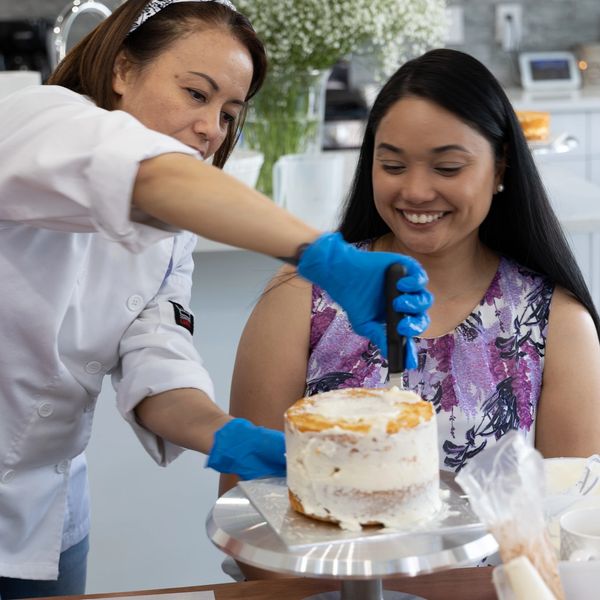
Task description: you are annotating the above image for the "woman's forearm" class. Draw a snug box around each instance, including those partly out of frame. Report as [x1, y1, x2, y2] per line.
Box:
[133, 153, 320, 257]
[135, 388, 231, 454]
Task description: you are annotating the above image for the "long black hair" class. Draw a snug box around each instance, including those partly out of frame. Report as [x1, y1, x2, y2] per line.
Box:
[339, 48, 600, 335]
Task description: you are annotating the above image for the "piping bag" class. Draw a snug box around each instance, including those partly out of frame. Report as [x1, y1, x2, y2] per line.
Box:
[456, 431, 565, 600]
[385, 263, 407, 389]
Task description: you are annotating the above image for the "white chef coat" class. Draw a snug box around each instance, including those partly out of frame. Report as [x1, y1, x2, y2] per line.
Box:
[0, 86, 215, 580]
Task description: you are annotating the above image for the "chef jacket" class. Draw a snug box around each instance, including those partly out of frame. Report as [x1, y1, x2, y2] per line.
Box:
[0, 85, 215, 580]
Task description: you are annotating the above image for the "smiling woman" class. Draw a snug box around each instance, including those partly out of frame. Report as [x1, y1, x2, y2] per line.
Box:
[221, 52, 600, 578]
[372, 97, 502, 266]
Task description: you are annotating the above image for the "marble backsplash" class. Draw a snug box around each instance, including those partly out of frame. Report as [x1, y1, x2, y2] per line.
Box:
[445, 0, 600, 87]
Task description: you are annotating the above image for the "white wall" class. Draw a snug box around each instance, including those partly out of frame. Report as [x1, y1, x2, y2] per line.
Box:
[85, 249, 279, 594]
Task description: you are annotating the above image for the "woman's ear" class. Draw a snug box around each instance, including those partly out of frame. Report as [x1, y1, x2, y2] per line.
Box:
[112, 50, 133, 97]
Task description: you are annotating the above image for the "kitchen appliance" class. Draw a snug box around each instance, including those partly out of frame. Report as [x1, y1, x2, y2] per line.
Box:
[323, 60, 368, 150]
[518, 51, 581, 91]
[0, 19, 52, 81]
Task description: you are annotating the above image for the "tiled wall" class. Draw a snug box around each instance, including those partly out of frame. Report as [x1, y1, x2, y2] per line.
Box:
[446, 0, 600, 86]
[2, 0, 600, 86]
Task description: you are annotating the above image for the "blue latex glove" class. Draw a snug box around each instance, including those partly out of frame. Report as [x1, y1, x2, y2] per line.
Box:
[297, 232, 431, 367]
[393, 290, 432, 368]
[206, 418, 286, 480]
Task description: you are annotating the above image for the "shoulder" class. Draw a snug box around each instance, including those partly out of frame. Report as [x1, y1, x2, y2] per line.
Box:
[544, 286, 599, 371]
[548, 286, 597, 334]
[265, 265, 312, 293]
[256, 265, 313, 317]
[8, 85, 94, 112]
[239, 265, 313, 360]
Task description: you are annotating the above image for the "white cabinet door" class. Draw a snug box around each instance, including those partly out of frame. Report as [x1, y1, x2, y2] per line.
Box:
[591, 158, 600, 186]
[591, 112, 600, 157]
[534, 155, 588, 179]
[550, 112, 587, 158]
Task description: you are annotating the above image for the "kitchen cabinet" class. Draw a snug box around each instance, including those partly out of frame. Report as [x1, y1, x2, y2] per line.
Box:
[591, 159, 600, 186]
[506, 87, 600, 181]
[591, 112, 600, 155]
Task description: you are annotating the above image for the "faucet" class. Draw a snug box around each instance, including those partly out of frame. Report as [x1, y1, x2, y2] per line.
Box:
[50, 0, 113, 70]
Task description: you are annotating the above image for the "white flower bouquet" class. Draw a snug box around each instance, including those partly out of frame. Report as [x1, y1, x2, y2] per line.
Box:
[236, 0, 447, 194]
[238, 0, 447, 73]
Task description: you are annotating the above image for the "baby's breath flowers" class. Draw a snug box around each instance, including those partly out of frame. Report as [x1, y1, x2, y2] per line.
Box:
[236, 0, 447, 195]
[237, 0, 447, 73]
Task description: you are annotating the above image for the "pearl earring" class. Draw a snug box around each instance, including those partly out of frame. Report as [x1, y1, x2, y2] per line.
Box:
[497, 183, 504, 193]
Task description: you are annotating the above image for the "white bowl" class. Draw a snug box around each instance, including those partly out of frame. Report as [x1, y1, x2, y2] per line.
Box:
[223, 149, 264, 189]
[544, 457, 600, 552]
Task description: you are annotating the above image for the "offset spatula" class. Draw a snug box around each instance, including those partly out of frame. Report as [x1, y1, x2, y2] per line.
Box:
[385, 263, 407, 389]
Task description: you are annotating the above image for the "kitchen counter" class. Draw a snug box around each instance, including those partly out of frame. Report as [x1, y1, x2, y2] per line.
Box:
[505, 86, 600, 112]
[49, 566, 496, 600]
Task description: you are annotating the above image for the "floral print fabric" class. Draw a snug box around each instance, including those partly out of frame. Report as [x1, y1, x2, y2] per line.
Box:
[306, 255, 554, 472]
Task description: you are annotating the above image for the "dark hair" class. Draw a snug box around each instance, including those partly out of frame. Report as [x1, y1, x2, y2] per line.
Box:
[47, 0, 267, 168]
[339, 48, 600, 335]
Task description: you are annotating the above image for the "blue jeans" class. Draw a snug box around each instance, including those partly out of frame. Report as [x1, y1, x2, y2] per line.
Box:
[0, 536, 89, 600]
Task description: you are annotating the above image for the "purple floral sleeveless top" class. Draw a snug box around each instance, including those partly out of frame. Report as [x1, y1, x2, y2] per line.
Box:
[306, 255, 554, 472]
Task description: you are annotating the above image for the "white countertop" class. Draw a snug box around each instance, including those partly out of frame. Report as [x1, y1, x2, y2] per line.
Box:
[505, 86, 600, 112]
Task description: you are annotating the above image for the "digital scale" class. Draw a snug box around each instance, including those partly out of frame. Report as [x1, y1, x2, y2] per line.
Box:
[206, 471, 498, 600]
[519, 51, 582, 91]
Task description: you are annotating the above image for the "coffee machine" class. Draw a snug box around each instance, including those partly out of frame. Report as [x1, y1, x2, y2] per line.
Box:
[0, 19, 52, 81]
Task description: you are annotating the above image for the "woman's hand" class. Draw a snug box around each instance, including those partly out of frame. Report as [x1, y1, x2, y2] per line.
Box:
[207, 418, 286, 479]
[297, 232, 432, 366]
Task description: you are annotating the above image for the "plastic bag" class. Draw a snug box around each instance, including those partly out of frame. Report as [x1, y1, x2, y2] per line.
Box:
[456, 431, 565, 600]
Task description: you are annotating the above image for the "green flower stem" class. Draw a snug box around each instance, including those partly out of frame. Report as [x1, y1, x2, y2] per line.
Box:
[243, 69, 329, 197]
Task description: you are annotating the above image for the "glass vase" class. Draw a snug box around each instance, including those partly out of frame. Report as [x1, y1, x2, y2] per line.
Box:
[242, 68, 330, 197]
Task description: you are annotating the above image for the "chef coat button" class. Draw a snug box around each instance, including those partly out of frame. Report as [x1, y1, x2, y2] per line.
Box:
[127, 294, 144, 311]
[55, 460, 70, 475]
[85, 361, 102, 374]
[37, 402, 54, 418]
[1, 470, 15, 484]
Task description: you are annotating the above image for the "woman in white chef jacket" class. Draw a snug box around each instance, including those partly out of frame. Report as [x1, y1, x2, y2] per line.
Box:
[0, 0, 432, 597]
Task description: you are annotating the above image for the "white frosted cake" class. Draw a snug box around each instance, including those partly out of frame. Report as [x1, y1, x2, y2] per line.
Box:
[284, 387, 440, 531]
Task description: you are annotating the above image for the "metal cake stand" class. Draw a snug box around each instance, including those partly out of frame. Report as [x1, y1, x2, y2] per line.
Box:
[206, 471, 498, 600]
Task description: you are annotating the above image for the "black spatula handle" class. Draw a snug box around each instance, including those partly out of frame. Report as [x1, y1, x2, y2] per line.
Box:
[385, 263, 406, 374]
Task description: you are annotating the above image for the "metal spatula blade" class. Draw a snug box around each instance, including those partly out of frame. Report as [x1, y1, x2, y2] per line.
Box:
[385, 263, 407, 389]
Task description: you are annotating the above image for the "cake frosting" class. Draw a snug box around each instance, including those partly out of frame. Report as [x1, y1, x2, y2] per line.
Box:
[284, 387, 440, 531]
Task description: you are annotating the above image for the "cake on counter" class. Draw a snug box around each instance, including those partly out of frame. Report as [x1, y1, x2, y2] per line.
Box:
[515, 110, 551, 141]
[284, 387, 440, 531]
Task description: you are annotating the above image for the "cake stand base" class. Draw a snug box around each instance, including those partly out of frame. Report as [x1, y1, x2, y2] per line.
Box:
[207, 474, 497, 600]
[305, 579, 424, 600]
